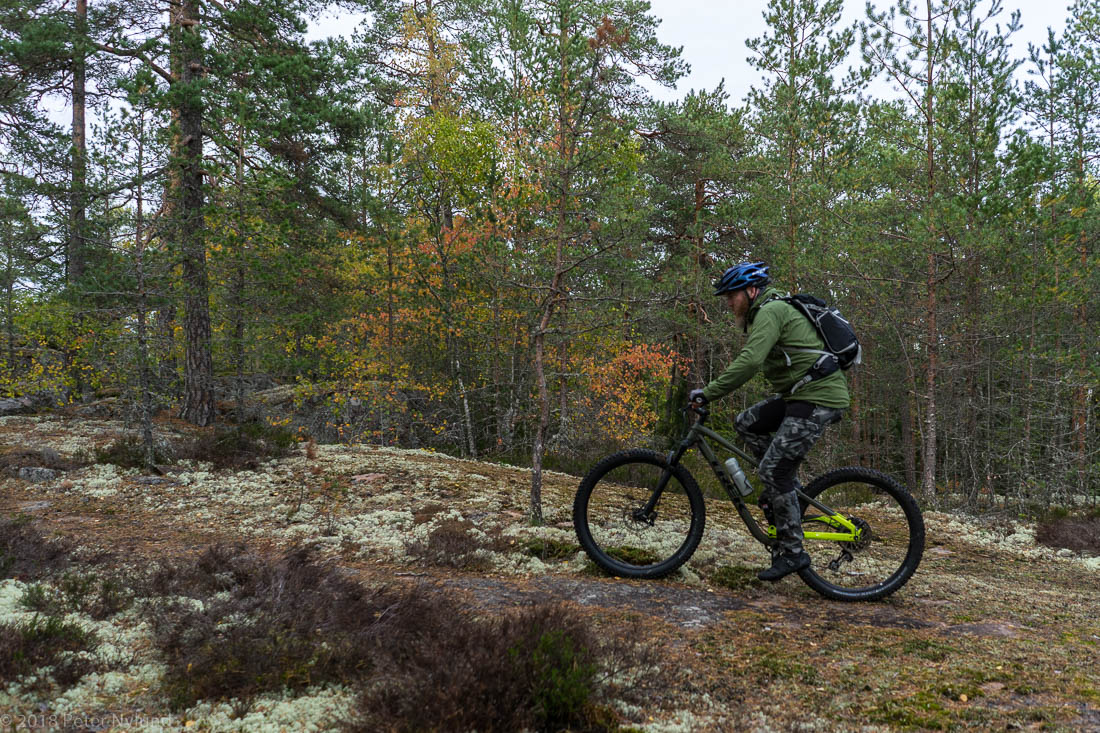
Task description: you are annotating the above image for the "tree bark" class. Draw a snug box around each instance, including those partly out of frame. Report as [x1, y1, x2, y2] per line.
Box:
[919, 0, 939, 497]
[456, 358, 477, 459]
[69, 0, 87, 286]
[849, 370, 864, 465]
[531, 4, 573, 525]
[1073, 249, 1089, 493]
[233, 123, 246, 416]
[175, 0, 214, 426]
[135, 102, 156, 468]
[901, 383, 918, 491]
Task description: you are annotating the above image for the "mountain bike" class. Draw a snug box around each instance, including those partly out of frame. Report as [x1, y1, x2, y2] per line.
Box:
[572, 402, 925, 601]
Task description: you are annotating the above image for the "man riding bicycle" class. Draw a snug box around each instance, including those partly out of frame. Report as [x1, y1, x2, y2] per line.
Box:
[689, 262, 849, 581]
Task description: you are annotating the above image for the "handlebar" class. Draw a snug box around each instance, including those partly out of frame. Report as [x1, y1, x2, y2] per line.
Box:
[684, 399, 709, 426]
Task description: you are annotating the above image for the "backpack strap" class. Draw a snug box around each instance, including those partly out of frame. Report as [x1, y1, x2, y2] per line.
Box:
[785, 353, 841, 395]
[778, 346, 831, 368]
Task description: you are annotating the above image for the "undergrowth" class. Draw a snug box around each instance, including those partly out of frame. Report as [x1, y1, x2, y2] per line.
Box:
[93, 436, 171, 469]
[350, 602, 657, 733]
[0, 515, 71, 580]
[145, 544, 383, 708]
[134, 543, 659, 729]
[1036, 514, 1100, 556]
[405, 518, 505, 570]
[0, 615, 99, 688]
[521, 537, 582, 562]
[176, 421, 298, 470]
[20, 571, 133, 620]
[0, 447, 77, 475]
[708, 565, 763, 591]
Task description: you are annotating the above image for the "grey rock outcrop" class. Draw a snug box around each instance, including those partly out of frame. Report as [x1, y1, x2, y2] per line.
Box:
[0, 397, 35, 416]
[17, 467, 59, 483]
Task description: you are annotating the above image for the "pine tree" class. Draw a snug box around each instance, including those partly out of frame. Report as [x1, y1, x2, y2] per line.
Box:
[863, 0, 961, 496]
[638, 85, 749, 421]
[745, 0, 868, 287]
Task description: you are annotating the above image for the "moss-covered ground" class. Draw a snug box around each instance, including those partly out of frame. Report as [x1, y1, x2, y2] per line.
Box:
[1, 414, 1098, 731]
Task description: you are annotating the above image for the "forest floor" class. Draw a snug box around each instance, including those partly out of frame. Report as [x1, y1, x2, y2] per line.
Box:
[1, 414, 1098, 732]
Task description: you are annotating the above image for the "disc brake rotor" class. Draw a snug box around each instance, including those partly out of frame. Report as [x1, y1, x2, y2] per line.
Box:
[622, 505, 655, 532]
[843, 517, 872, 552]
[825, 517, 871, 572]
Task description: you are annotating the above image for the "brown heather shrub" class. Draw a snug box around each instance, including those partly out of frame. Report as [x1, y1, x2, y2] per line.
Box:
[0, 447, 75, 474]
[20, 571, 133, 620]
[145, 545, 435, 709]
[140, 544, 662, 727]
[0, 515, 71, 580]
[412, 502, 447, 525]
[405, 518, 506, 570]
[0, 614, 98, 688]
[93, 436, 172, 469]
[350, 603, 657, 733]
[1036, 515, 1100, 556]
[176, 421, 297, 471]
[144, 542, 257, 597]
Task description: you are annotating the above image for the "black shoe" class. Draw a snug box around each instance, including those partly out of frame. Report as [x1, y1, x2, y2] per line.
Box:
[758, 551, 811, 582]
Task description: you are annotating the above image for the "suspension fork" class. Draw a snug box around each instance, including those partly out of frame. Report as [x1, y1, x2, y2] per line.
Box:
[638, 434, 696, 520]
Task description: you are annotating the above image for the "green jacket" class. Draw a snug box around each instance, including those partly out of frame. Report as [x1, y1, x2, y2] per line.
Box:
[701, 287, 850, 409]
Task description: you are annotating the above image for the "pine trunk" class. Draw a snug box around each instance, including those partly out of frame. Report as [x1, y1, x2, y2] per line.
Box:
[919, 0, 939, 497]
[175, 0, 214, 426]
[530, 8, 573, 525]
[902, 381, 918, 491]
[69, 0, 87, 285]
[135, 107, 155, 468]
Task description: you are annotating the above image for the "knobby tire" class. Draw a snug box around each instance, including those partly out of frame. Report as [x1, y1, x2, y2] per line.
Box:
[573, 450, 705, 579]
[797, 466, 925, 602]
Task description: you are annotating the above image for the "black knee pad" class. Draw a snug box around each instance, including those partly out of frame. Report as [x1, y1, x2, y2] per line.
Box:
[761, 455, 800, 495]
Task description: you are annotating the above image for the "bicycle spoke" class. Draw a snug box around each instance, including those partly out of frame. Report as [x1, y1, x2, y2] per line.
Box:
[574, 451, 705, 578]
[799, 470, 923, 599]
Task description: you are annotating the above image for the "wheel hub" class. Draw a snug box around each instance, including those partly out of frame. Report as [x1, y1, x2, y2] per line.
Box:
[623, 505, 656, 530]
[843, 516, 872, 552]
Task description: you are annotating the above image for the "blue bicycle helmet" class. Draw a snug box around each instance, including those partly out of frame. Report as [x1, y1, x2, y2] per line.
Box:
[713, 261, 770, 296]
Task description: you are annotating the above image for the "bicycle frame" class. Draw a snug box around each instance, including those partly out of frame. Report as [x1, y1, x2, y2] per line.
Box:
[650, 407, 861, 547]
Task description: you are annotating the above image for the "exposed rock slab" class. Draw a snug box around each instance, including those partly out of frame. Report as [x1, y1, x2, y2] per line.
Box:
[0, 397, 35, 416]
[17, 467, 59, 483]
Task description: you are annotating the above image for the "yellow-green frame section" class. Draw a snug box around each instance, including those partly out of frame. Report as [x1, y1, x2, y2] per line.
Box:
[766, 512, 861, 542]
[690, 422, 861, 543]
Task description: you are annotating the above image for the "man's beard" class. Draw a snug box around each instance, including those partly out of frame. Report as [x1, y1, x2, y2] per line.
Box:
[734, 311, 748, 331]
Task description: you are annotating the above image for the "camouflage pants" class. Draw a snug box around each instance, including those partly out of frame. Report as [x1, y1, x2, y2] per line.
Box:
[735, 397, 843, 556]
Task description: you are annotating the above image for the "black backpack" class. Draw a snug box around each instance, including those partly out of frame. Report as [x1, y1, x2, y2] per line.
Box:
[779, 293, 862, 373]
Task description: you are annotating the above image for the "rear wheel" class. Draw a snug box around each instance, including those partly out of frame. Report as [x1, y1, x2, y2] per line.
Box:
[573, 450, 705, 579]
[797, 467, 924, 602]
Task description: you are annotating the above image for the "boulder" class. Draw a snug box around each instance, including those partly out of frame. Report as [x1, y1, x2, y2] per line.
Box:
[17, 467, 59, 483]
[0, 397, 35, 416]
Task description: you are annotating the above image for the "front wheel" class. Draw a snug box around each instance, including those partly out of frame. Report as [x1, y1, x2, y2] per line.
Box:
[797, 467, 925, 602]
[573, 450, 705, 579]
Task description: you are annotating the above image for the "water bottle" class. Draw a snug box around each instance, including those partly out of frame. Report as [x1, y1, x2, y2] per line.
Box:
[724, 456, 753, 497]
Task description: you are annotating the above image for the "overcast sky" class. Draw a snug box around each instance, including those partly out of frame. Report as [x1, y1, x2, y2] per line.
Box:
[308, 0, 1076, 106]
[637, 0, 1074, 104]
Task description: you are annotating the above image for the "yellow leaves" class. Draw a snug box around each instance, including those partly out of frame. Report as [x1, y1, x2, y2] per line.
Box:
[393, 5, 463, 114]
